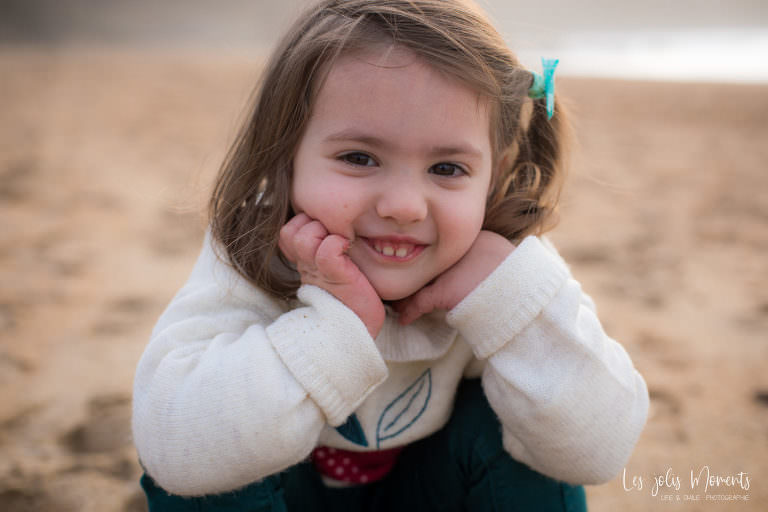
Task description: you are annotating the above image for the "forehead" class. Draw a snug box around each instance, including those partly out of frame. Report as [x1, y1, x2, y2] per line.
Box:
[308, 46, 492, 155]
[319, 46, 487, 110]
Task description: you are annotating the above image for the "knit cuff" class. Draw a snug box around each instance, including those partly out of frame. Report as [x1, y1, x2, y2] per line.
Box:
[446, 236, 569, 359]
[267, 285, 388, 426]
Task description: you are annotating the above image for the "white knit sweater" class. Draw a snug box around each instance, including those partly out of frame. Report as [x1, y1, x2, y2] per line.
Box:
[132, 233, 649, 496]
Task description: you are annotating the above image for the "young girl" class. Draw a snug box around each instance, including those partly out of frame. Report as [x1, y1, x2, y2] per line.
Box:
[132, 0, 649, 510]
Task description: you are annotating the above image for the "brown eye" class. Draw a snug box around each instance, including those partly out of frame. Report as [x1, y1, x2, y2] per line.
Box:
[429, 162, 466, 177]
[341, 152, 376, 167]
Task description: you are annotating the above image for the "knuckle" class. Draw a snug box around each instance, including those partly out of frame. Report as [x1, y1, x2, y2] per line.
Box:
[292, 230, 308, 249]
[279, 223, 295, 241]
[308, 220, 328, 237]
[293, 234, 317, 260]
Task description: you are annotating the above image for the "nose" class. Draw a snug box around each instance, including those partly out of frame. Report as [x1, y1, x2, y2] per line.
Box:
[375, 173, 428, 225]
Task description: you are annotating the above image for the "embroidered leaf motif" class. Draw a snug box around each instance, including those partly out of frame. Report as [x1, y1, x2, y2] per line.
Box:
[335, 413, 368, 447]
[376, 369, 432, 448]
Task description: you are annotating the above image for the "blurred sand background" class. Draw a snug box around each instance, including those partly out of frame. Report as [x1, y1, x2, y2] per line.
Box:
[1, 1, 767, 511]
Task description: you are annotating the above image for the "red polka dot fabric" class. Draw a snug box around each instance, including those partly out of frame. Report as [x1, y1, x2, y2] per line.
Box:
[311, 445, 404, 484]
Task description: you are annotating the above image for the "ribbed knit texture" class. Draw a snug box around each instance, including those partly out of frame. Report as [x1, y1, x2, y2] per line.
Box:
[447, 236, 569, 359]
[268, 285, 388, 426]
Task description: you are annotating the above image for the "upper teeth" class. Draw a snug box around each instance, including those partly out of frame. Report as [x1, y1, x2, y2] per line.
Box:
[374, 241, 413, 258]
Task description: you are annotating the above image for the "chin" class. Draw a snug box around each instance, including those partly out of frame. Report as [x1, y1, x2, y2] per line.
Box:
[373, 283, 418, 302]
[376, 289, 410, 302]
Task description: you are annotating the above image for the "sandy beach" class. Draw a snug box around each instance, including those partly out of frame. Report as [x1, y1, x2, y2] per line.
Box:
[1, 47, 766, 511]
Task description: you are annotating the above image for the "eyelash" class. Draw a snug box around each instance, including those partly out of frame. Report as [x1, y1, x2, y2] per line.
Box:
[430, 162, 467, 178]
[340, 152, 377, 167]
[338, 152, 468, 177]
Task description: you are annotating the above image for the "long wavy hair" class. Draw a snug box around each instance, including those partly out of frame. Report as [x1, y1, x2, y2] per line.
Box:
[209, 0, 569, 300]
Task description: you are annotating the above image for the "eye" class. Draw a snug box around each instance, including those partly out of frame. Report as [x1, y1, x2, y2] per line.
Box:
[429, 162, 467, 177]
[340, 152, 377, 167]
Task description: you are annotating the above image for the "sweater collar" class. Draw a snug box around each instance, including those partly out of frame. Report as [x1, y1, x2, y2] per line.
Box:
[373, 306, 458, 362]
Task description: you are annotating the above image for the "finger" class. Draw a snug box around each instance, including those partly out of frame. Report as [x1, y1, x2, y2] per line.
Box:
[397, 297, 418, 325]
[279, 214, 312, 262]
[398, 285, 437, 325]
[390, 299, 407, 315]
[315, 234, 353, 282]
[293, 220, 329, 264]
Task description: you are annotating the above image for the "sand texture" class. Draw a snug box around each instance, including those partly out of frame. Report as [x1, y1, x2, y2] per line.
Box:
[1, 48, 766, 511]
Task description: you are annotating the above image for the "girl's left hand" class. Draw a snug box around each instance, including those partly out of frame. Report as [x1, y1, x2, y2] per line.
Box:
[393, 230, 515, 325]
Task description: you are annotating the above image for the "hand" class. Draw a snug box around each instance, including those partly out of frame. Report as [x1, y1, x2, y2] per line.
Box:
[393, 230, 514, 325]
[279, 213, 385, 338]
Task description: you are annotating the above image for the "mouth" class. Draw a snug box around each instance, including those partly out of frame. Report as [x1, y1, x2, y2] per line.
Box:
[360, 237, 427, 262]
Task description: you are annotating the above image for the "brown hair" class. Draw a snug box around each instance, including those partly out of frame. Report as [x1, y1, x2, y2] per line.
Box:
[209, 0, 569, 300]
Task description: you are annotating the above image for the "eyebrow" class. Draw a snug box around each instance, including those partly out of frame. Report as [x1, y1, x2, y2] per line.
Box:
[324, 129, 484, 160]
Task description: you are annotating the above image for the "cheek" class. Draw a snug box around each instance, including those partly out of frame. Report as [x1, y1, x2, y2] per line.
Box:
[447, 191, 486, 237]
[291, 176, 358, 237]
[437, 193, 486, 259]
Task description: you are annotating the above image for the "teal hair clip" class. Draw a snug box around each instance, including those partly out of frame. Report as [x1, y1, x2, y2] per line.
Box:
[528, 57, 559, 120]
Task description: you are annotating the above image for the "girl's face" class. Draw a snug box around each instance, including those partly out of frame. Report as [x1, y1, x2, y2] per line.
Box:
[291, 47, 493, 301]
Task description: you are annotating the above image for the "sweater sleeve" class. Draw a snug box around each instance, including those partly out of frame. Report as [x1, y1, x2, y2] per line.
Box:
[446, 236, 649, 485]
[132, 233, 388, 496]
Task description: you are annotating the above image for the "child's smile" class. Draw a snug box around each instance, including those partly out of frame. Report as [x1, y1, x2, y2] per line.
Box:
[291, 46, 494, 301]
[360, 236, 427, 261]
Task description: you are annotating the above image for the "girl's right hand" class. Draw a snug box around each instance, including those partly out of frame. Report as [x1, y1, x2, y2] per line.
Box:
[279, 214, 385, 339]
